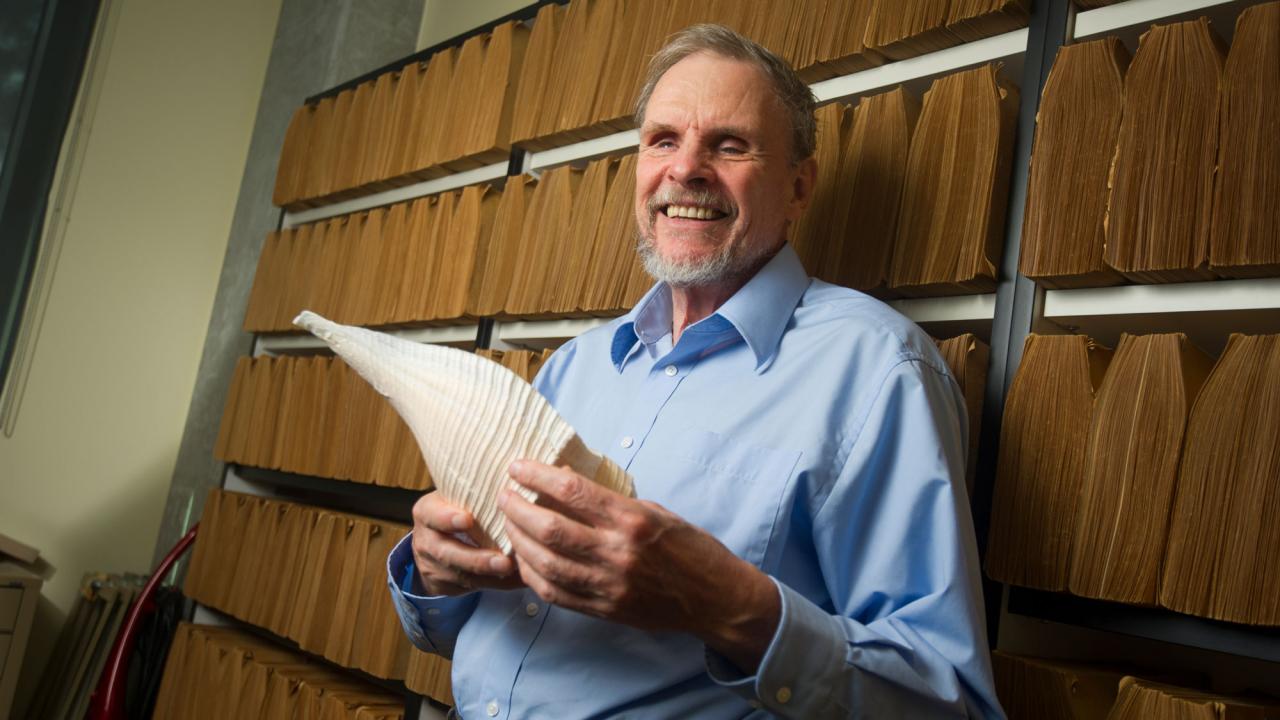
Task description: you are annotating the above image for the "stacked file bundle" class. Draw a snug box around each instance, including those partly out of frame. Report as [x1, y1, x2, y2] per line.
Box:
[1069, 334, 1212, 606]
[1210, 2, 1280, 278]
[473, 156, 651, 318]
[183, 490, 453, 702]
[215, 350, 553, 489]
[934, 333, 989, 493]
[1107, 677, 1280, 720]
[510, 0, 1028, 149]
[1021, 7, 1280, 287]
[989, 332, 1280, 627]
[153, 622, 406, 720]
[799, 87, 919, 293]
[865, 0, 1028, 60]
[992, 651, 1127, 720]
[214, 355, 430, 490]
[1018, 38, 1128, 288]
[888, 63, 1019, 296]
[1162, 334, 1280, 626]
[1105, 19, 1223, 283]
[273, 21, 527, 209]
[247, 184, 500, 332]
[986, 334, 1112, 591]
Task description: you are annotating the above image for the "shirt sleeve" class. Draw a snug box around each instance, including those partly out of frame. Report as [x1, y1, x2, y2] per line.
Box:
[385, 531, 480, 659]
[706, 358, 1004, 719]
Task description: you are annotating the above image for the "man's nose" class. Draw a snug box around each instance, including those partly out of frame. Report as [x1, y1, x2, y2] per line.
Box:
[667, 142, 711, 186]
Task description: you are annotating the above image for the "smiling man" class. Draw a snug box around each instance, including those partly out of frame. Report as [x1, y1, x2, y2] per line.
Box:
[387, 24, 1004, 719]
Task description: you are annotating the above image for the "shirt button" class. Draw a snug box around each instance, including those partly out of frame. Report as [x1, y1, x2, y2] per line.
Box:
[525, 602, 539, 616]
[664, 365, 678, 376]
[776, 687, 792, 704]
[620, 436, 634, 448]
[486, 700, 499, 716]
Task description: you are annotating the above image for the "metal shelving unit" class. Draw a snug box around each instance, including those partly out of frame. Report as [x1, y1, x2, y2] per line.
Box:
[193, 0, 1280, 715]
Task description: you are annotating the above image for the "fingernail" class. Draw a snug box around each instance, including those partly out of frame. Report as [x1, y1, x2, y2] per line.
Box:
[451, 513, 469, 530]
[508, 460, 523, 476]
[497, 489, 509, 509]
[489, 555, 511, 573]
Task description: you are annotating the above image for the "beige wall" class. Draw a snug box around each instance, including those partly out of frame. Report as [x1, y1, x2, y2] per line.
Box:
[417, 0, 536, 50]
[0, 0, 281, 706]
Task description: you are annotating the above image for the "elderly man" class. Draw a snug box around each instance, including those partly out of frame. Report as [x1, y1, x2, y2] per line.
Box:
[387, 24, 1004, 719]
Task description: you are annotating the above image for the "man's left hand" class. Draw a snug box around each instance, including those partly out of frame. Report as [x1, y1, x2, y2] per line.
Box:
[499, 460, 781, 674]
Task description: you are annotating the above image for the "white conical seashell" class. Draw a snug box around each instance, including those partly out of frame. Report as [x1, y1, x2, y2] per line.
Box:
[293, 310, 634, 554]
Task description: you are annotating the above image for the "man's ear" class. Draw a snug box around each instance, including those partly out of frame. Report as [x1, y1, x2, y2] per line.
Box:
[787, 156, 818, 221]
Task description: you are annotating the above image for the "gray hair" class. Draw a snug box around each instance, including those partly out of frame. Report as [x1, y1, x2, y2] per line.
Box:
[634, 24, 817, 164]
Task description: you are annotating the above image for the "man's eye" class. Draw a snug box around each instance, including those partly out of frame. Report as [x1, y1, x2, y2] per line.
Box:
[719, 144, 745, 155]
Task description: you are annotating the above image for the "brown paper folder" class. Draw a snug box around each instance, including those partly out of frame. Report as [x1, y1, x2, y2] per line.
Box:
[1107, 676, 1280, 720]
[822, 86, 918, 293]
[1020, 38, 1129, 289]
[889, 63, 1018, 296]
[1069, 333, 1212, 605]
[987, 334, 1112, 591]
[1162, 333, 1280, 626]
[934, 333, 989, 494]
[992, 651, 1126, 720]
[1209, 2, 1280, 279]
[791, 102, 847, 275]
[863, 0, 959, 61]
[1104, 19, 1224, 283]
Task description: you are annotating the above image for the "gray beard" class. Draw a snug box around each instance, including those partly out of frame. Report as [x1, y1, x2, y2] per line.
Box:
[635, 227, 776, 289]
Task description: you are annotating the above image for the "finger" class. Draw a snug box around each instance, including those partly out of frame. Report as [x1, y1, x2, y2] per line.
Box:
[499, 487, 599, 560]
[508, 460, 614, 526]
[514, 545, 611, 618]
[413, 527, 514, 579]
[412, 491, 476, 535]
[505, 516, 601, 597]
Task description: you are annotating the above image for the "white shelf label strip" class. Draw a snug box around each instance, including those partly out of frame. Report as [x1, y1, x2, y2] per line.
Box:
[525, 129, 640, 172]
[281, 161, 509, 228]
[1074, 0, 1239, 39]
[494, 317, 614, 343]
[1044, 278, 1280, 318]
[255, 324, 479, 354]
[811, 29, 1028, 103]
[889, 293, 997, 324]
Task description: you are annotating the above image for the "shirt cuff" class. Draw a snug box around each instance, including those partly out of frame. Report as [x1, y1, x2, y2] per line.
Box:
[706, 577, 844, 717]
[386, 532, 479, 657]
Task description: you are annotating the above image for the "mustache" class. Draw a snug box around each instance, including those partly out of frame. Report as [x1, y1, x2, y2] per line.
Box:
[646, 187, 735, 218]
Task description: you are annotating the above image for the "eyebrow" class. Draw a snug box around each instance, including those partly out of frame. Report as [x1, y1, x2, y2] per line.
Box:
[640, 122, 754, 141]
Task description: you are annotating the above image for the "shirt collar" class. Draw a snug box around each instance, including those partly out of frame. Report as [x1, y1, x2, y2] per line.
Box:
[610, 243, 811, 373]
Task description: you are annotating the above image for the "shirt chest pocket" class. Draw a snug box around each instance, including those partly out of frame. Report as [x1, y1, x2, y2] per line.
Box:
[630, 428, 802, 569]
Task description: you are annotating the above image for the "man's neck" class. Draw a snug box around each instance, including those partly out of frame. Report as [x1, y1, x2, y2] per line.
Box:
[669, 281, 743, 345]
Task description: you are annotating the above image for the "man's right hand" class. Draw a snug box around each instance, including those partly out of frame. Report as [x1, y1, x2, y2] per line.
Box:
[410, 491, 524, 596]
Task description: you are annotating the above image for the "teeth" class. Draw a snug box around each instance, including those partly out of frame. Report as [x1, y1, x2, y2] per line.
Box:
[665, 205, 723, 220]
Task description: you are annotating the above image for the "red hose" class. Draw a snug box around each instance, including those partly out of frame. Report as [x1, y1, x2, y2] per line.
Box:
[86, 523, 199, 720]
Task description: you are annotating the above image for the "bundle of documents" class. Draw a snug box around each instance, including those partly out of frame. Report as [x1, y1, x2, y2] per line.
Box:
[294, 311, 634, 554]
[934, 333, 989, 494]
[889, 63, 1018, 296]
[1106, 677, 1280, 720]
[273, 21, 527, 209]
[992, 651, 1127, 720]
[803, 86, 916, 292]
[1162, 333, 1280, 626]
[509, 0, 1027, 149]
[247, 184, 499, 332]
[153, 622, 406, 719]
[988, 331, 1280, 626]
[1209, 2, 1280, 278]
[183, 490, 443, 689]
[1069, 333, 1212, 605]
[1102, 19, 1223, 283]
[215, 349, 553, 490]
[986, 334, 1112, 591]
[1019, 38, 1128, 288]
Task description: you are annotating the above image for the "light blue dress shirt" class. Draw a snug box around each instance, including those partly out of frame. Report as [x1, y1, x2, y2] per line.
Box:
[387, 243, 1005, 719]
